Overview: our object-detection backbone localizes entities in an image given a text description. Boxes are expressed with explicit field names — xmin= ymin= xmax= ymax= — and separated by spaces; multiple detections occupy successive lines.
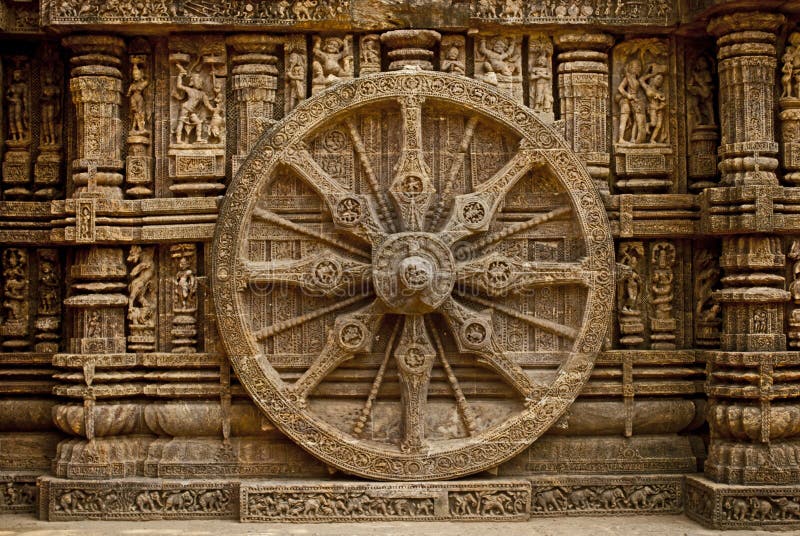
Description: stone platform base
xmin=37 ymin=475 xmax=685 ymax=522
xmin=685 ymin=475 xmax=800 ymax=530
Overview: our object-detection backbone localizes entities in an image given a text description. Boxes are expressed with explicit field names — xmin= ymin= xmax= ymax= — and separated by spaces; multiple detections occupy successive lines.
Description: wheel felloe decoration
xmin=213 ymin=70 xmax=614 ymax=481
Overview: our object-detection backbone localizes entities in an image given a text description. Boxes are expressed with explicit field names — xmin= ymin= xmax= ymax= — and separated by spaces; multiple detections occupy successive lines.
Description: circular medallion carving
xmin=213 ymin=70 xmax=614 ymax=481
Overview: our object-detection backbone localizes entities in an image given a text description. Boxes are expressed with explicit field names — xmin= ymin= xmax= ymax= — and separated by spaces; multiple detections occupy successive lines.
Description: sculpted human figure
xmin=6 ymin=68 xmax=28 ymax=142
xmin=127 ymin=246 xmax=155 ymax=326
xmin=783 ymin=51 xmax=795 ymax=98
xmin=441 ymin=45 xmax=465 ymax=76
xmin=40 ymin=70 xmax=61 ymax=145
xmin=641 ymin=65 xmax=667 ymax=143
xmin=687 ymin=56 xmax=715 ymax=127
xmin=208 ymin=80 xmax=225 ymax=143
xmin=127 ymin=63 xmax=149 ymax=134
xmin=529 ymin=48 xmax=552 ymax=113
xmin=312 ymin=36 xmax=351 ymax=88
xmin=1 ymin=249 xmax=26 ymax=322
xmin=479 ymin=37 xmax=517 ymax=85
xmin=174 ymin=255 xmax=197 ymax=311
xmin=616 ymin=59 xmax=648 ymax=144
xmin=174 ymin=65 xmax=214 ymax=144
xmin=286 ymin=51 xmax=306 ymax=110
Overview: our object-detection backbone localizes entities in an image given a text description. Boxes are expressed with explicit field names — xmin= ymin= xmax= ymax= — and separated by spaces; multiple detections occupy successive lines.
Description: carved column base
xmin=52 ymin=435 xmax=154 ymax=479
xmin=614 ymin=144 xmax=674 ymax=192
xmin=1 ymin=147 xmax=32 ymax=198
xmin=33 ymin=150 xmax=63 ymax=199
xmin=705 ymin=439 xmax=800 ymax=486
xmin=686 ymin=475 xmax=800 ymax=529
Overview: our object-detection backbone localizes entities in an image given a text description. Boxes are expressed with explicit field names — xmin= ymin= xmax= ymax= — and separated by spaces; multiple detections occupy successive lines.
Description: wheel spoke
xmin=254 ymin=294 xmax=367 ymax=341
xmin=353 ymin=319 xmax=402 ymax=438
xmin=439 ymin=144 xmax=544 ymax=245
xmin=457 ymin=253 xmax=591 ymax=297
xmin=252 ymin=206 xmax=371 ymax=260
xmin=389 ymin=96 xmax=436 ymax=231
xmin=461 ymin=206 xmax=572 ymax=257
xmin=280 ymin=143 xmax=386 ymax=245
xmin=456 ymin=291 xmax=578 ymax=340
xmin=428 ymin=317 xmax=478 ymax=436
xmin=242 ymin=251 xmax=372 ymax=298
xmin=438 ymin=296 xmax=546 ymax=404
xmin=394 ymin=314 xmax=436 ymax=453
xmin=289 ymin=299 xmax=386 ymax=403
xmin=426 ymin=115 xmax=480 ymax=232
xmin=345 ymin=118 xmax=397 ymax=233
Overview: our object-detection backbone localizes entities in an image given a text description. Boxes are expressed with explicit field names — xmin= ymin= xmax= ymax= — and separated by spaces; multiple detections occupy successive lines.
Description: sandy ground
xmin=2 ymin=514 xmax=799 ymax=536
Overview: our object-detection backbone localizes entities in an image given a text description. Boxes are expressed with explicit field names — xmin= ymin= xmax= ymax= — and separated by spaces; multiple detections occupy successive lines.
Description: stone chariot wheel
xmin=213 ymin=69 xmax=614 ymax=481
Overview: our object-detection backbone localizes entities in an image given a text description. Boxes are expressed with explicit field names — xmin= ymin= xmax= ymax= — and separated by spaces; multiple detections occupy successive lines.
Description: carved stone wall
xmin=0 ymin=0 xmax=799 ymax=530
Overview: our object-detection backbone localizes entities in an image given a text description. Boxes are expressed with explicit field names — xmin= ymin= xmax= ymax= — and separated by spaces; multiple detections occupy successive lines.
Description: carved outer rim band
xmin=212 ymin=70 xmax=615 ymax=481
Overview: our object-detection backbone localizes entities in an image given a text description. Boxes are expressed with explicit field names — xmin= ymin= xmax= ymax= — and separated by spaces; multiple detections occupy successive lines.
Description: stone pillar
xmin=381 ymin=30 xmax=440 ymax=71
xmin=687 ymin=12 xmax=800 ymax=530
xmin=708 ymin=13 xmax=783 ymax=188
xmin=227 ymin=35 xmax=279 ymax=175
xmin=554 ymin=32 xmax=614 ymax=195
xmin=62 ymin=35 xmax=125 ymax=199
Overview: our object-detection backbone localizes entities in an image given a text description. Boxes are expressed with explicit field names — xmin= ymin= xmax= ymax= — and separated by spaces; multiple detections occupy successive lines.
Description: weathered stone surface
xmin=0 ymin=0 xmax=799 ymax=530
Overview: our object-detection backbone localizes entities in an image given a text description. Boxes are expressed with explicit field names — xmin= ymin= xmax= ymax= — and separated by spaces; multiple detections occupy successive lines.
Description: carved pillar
xmin=227 ymin=35 xmax=279 ymax=176
xmin=381 ymin=30 xmax=440 ymax=71
xmin=62 ymin=35 xmax=125 ymax=200
xmin=555 ymin=32 xmax=614 ymax=195
xmin=708 ymin=13 xmax=783 ymax=188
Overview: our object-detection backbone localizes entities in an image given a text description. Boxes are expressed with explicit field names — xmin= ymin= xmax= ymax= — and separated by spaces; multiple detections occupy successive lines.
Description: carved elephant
xmin=724 ymin=498 xmax=748 ymax=520
xmin=535 ymin=489 xmax=566 ymax=511
xmin=649 ymin=492 xmax=671 ymax=509
xmin=164 ymin=490 xmax=194 ymax=511
xmin=198 ymin=490 xmax=228 ymax=512
xmin=598 ymin=487 xmax=625 ymax=509
xmin=480 ymin=494 xmax=508 ymax=516
xmin=627 ymin=486 xmax=654 ymax=509
xmin=749 ymin=498 xmax=774 ymax=521
xmin=568 ymin=488 xmax=596 ymax=509
xmin=775 ymin=497 xmax=800 ymax=519
xmin=59 ymin=490 xmax=87 ymax=513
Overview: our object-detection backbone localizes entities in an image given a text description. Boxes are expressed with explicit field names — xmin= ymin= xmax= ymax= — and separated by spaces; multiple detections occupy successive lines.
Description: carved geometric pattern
xmin=214 ymin=70 xmax=614 ymax=481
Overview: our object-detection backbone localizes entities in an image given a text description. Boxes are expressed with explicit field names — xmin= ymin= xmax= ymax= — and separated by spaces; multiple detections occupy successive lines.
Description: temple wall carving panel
xmin=0 ymin=0 xmax=799 ymax=529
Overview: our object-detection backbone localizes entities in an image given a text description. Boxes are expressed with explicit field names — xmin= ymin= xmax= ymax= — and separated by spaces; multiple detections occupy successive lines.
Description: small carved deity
xmin=687 ymin=56 xmax=715 ymax=128
xmin=40 ymin=70 xmax=61 ymax=146
xmin=127 ymin=61 xmax=149 ymax=134
xmin=1 ymin=248 xmax=27 ymax=322
xmin=127 ymin=245 xmax=155 ymax=327
xmin=312 ymin=36 xmax=353 ymax=92
xmin=173 ymin=65 xmax=215 ymax=144
xmin=6 ymin=68 xmax=29 ymax=142
xmin=174 ymin=254 xmax=197 ymax=312
xmin=208 ymin=80 xmax=225 ymax=144
xmin=529 ymin=38 xmax=553 ymax=114
xmin=360 ymin=35 xmax=381 ymax=74
xmin=619 ymin=243 xmax=644 ymax=313
xmin=286 ymin=51 xmax=306 ymax=111
xmin=782 ymin=51 xmax=794 ymax=99
xmin=441 ymin=43 xmax=465 ymax=76
xmin=38 ymin=249 xmax=60 ymax=316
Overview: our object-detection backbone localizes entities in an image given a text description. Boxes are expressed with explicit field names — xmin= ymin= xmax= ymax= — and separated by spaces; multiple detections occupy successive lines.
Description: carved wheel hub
xmin=374 ymin=233 xmax=454 ymax=314
xmin=213 ymin=70 xmax=614 ymax=481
